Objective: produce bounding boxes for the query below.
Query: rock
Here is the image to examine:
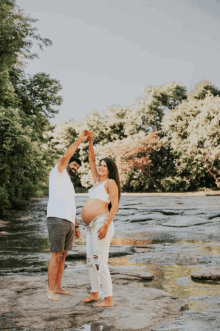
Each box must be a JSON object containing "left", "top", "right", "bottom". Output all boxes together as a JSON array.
[
  {"left": 180, "top": 303, "right": 189, "bottom": 311},
  {"left": 0, "top": 272, "right": 185, "bottom": 330},
  {"left": 206, "top": 192, "right": 220, "bottom": 196},
  {"left": 66, "top": 246, "right": 133, "bottom": 260},
  {"left": 16, "top": 216, "right": 33, "bottom": 221},
  {"left": 0, "top": 220, "right": 9, "bottom": 227},
  {"left": 191, "top": 266, "right": 220, "bottom": 281},
  {"left": 111, "top": 269, "right": 154, "bottom": 280},
  {"left": 162, "top": 216, "right": 211, "bottom": 228},
  {"left": 0, "top": 231, "right": 12, "bottom": 236},
  {"left": 132, "top": 245, "right": 155, "bottom": 253},
  {"left": 66, "top": 252, "right": 86, "bottom": 260}
]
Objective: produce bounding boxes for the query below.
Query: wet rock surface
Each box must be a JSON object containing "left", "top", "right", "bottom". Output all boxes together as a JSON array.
[
  {"left": 1, "top": 194, "right": 220, "bottom": 330},
  {"left": 191, "top": 266, "right": 220, "bottom": 281},
  {"left": 0, "top": 272, "right": 185, "bottom": 331}
]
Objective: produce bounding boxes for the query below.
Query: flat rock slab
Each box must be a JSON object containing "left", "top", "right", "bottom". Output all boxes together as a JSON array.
[
  {"left": 0, "top": 231, "right": 12, "bottom": 236},
  {"left": 0, "top": 220, "right": 9, "bottom": 227},
  {"left": 132, "top": 247, "right": 155, "bottom": 253},
  {"left": 191, "top": 266, "right": 220, "bottom": 280},
  {"left": 66, "top": 245, "right": 133, "bottom": 260},
  {"left": 111, "top": 268, "right": 154, "bottom": 280},
  {"left": 0, "top": 270, "right": 186, "bottom": 330}
]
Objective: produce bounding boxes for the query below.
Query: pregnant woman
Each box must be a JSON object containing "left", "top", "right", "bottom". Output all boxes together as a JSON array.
[{"left": 82, "top": 131, "right": 121, "bottom": 307}]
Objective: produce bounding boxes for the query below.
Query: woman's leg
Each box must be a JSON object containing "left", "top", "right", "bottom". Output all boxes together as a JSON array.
[
  {"left": 93, "top": 222, "right": 114, "bottom": 307},
  {"left": 82, "top": 227, "right": 99, "bottom": 302}
]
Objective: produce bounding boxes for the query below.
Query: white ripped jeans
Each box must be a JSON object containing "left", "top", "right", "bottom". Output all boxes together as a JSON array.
[{"left": 86, "top": 213, "right": 114, "bottom": 297}]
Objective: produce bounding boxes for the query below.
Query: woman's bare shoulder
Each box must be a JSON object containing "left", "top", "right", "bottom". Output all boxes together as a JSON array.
[{"left": 106, "top": 179, "right": 117, "bottom": 187}]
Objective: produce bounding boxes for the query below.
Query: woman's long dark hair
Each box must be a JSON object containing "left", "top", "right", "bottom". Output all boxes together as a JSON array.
[{"left": 100, "top": 157, "right": 121, "bottom": 211}]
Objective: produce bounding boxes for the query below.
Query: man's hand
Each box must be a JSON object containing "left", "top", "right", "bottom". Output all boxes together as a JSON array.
[
  {"left": 75, "top": 228, "right": 81, "bottom": 240},
  {"left": 79, "top": 130, "right": 90, "bottom": 142}
]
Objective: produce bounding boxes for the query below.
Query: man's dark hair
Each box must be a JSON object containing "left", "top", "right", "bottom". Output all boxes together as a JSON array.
[{"left": 68, "top": 156, "right": 81, "bottom": 166}]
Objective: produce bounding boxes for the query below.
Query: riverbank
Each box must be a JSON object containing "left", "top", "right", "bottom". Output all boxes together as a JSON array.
[
  {"left": 1, "top": 195, "right": 220, "bottom": 330},
  {"left": 0, "top": 267, "right": 187, "bottom": 331},
  {"left": 74, "top": 190, "right": 220, "bottom": 197}
]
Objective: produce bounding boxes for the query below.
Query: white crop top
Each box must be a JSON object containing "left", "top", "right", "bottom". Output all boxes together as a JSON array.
[{"left": 88, "top": 180, "right": 110, "bottom": 203}]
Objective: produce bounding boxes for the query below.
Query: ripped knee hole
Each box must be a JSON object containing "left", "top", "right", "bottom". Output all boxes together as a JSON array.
[{"left": 94, "top": 255, "right": 99, "bottom": 270}]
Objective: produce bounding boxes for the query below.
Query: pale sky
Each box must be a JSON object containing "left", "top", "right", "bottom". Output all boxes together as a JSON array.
[{"left": 16, "top": 0, "right": 220, "bottom": 125}]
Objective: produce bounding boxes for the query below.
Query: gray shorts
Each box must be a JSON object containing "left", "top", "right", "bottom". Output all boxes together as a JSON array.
[{"left": 46, "top": 217, "right": 75, "bottom": 252}]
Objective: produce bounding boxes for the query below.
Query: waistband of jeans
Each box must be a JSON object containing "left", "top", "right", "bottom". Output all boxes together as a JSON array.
[{"left": 86, "top": 213, "right": 109, "bottom": 229}]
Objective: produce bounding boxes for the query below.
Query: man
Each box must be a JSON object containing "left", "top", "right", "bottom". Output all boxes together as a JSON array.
[{"left": 46, "top": 130, "right": 89, "bottom": 301}]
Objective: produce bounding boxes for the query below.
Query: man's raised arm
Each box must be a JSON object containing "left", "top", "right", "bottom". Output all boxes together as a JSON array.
[{"left": 58, "top": 130, "right": 89, "bottom": 173}]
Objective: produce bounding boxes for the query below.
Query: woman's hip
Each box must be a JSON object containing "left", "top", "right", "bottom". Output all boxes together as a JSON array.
[{"left": 86, "top": 213, "right": 109, "bottom": 231}]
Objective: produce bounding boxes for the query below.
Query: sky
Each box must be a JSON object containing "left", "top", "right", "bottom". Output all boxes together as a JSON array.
[{"left": 16, "top": 0, "right": 220, "bottom": 125}]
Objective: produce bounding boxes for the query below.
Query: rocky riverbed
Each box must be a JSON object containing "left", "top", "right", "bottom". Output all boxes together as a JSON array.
[{"left": 1, "top": 194, "right": 220, "bottom": 330}]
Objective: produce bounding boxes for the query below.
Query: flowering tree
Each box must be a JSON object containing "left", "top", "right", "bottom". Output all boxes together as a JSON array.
[
  {"left": 124, "top": 82, "right": 187, "bottom": 136},
  {"left": 105, "top": 132, "right": 162, "bottom": 191},
  {"left": 53, "top": 80, "right": 220, "bottom": 192},
  {"left": 163, "top": 85, "right": 220, "bottom": 190}
]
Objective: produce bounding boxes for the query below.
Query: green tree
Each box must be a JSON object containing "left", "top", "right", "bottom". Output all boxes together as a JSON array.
[
  {"left": 0, "top": 0, "right": 62, "bottom": 214},
  {"left": 163, "top": 82, "right": 220, "bottom": 190}
]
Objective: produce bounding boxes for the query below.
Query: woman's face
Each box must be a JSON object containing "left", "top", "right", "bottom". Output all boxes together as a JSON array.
[{"left": 98, "top": 160, "right": 109, "bottom": 178}]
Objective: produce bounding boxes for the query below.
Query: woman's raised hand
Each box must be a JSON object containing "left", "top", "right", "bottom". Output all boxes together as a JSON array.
[
  {"left": 79, "top": 130, "right": 90, "bottom": 142},
  {"left": 88, "top": 130, "right": 94, "bottom": 142}
]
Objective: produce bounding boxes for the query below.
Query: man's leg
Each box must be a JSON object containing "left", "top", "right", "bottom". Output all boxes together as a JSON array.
[
  {"left": 54, "top": 222, "right": 75, "bottom": 295},
  {"left": 47, "top": 251, "right": 63, "bottom": 301},
  {"left": 54, "top": 250, "right": 72, "bottom": 295}
]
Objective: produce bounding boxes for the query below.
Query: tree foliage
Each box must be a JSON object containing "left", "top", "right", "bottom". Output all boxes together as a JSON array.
[
  {"left": 55, "top": 81, "right": 220, "bottom": 193},
  {"left": 0, "top": 0, "right": 62, "bottom": 214},
  {"left": 163, "top": 85, "right": 220, "bottom": 190},
  {"left": 106, "top": 132, "right": 162, "bottom": 191}
]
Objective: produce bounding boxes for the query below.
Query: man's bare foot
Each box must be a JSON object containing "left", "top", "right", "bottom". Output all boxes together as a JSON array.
[
  {"left": 93, "top": 297, "right": 114, "bottom": 307},
  {"left": 47, "top": 291, "right": 59, "bottom": 301},
  {"left": 55, "top": 288, "right": 72, "bottom": 296},
  {"left": 82, "top": 292, "right": 99, "bottom": 303}
]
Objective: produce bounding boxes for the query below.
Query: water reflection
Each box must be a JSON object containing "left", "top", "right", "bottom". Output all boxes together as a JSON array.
[{"left": 139, "top": 264, "right": 220, "bottom": 311}]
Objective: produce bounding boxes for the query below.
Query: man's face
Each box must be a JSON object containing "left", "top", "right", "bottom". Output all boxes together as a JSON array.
[{"left": 67, "top": 161, "right": 80, "bottom": 177}]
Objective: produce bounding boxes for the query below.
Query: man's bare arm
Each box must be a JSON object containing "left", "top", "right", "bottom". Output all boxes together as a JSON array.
[{"left": 57, "top": 130, "right": 89, "bottom": 173}]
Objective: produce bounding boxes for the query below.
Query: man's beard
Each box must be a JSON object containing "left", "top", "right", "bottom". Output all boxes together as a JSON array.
[{"left": 67, "top": 167, "right": 76, "bottom": 177}]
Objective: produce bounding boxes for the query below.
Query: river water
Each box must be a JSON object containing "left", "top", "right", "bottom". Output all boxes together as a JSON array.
[
  {"left": 1, "top": 194, "right": 220, "bottom": 330},
  {"left": 1, "top": 194, "right": 220, "bottom": 276}
]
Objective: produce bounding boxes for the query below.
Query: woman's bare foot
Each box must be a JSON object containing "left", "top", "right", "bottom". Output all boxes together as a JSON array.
[
  {"left": 55, "top": 288, "right": 72, "bottom": 296},
  {"left": 47, "top": 290, "right": 59, "bottom": 301},
  {"left": 82, "top": 292, "right": 99, "bottom": 303},
  {"left": 93, "top": 297, "right": 114, "bottom": 307}
]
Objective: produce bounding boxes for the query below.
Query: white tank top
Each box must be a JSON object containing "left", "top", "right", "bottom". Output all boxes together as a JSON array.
[{"left": 88, "top": 180, "right": 110, "bottom": 203}]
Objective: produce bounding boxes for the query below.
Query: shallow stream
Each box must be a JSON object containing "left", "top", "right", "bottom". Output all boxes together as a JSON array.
[{"left": 1, "top": 194, "right": 220, "bottom": 330}]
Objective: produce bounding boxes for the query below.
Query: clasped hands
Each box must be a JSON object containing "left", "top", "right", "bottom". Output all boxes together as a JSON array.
[{"left": 79, "top": 129, "right": 94, "bottom": 142}]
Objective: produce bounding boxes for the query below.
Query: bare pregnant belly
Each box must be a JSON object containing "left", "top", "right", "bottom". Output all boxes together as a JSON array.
[{"left": 82, "top": 198, "right": 109, "bottom": 224}]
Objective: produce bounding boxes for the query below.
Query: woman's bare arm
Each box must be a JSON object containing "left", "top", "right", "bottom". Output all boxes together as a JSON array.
[
  {"left": 97, "top": 179, "right": 119, "bottom": 241},
  {"left": 88, "top": 132, "right": 99, "bottom": 183},
  {"left": 104, "top": 179, "right": 119, "bottom": 226}
]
